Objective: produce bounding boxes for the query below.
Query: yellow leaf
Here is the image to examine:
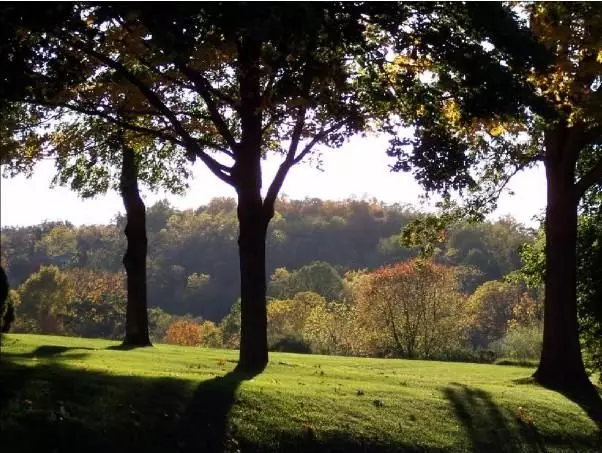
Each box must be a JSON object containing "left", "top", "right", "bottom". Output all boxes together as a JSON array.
[{"left": 489, "top": 124, "right": 505, "bottom": 137}]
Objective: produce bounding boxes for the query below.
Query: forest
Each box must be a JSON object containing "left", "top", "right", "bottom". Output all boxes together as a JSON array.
[
  {"left": 2, "top": 198, "right": 543, "bottom": 363},
  {"left": 0, "top": 4, "right": 601, "bottom": 439}
]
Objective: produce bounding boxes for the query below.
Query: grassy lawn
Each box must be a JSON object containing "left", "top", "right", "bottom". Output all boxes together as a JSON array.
[{"left": 0, "top": 334, "right": 599, "bottom": 452}]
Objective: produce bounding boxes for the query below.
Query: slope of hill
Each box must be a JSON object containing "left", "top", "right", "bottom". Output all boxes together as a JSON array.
[{"left": 1, "top": 334, "right": 598, "bottom": 452}]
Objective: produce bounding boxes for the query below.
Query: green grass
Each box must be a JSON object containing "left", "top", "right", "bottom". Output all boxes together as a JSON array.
[{"left": 0, "top": 334, "right": 600, "bottom": 452}]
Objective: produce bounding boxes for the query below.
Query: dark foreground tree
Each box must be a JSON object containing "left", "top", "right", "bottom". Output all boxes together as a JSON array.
[
  {"left": 382, "top": 2, "right": 601, "bottom": 393},
  {"left": 0, "top": 266, "right": 9, "bottom": 334},
  {"left": 10, "top": 3, "right": 402, "bottom": 372}
]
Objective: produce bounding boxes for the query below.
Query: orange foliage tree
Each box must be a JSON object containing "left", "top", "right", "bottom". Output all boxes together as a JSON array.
[
  {"left": 356, "top": 259, "right": 467, "bottom": 359},
  {"left": 165, "top": 320, "right": 204, "bottom": 346}
]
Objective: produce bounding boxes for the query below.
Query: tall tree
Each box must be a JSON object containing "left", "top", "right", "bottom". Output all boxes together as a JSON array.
[
  {"left": 49, "top": 113, "right": 191, "bottom": 346},
  {"left": 10, "top": 3, "right": 395, "bottom": 372},
  {"left": 382, "top": 2, "right": 601, "bottom": 392}
]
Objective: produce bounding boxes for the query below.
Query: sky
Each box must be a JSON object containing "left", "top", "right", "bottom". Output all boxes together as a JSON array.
[{"left": 0, "top": 135, "right": 547, "bottom": 228}]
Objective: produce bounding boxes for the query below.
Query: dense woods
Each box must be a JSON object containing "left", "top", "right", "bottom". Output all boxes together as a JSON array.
[
  {"left": 0, "top": 197, "right": 558, "bottom": 367},
  {"left": 1, "top": 197, "right": 531, "bottom": 319}
]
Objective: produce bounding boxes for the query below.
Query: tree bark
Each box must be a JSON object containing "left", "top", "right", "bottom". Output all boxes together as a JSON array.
[
  {"left": 232, "top": 35, "right": 269, "bottom": 374},
  {"left": 533, "top": 132, "right": 589, "bottom": 391},
  {"left": 120, "top": 145, "right": 152, "bottom": 348},
  {"left": 235, "top": 196, "right": 270, "bottom": 374}
]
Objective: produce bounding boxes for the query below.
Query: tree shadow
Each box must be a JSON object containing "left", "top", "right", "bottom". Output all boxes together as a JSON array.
[
  {"left": 2, "top": 358, "right": 599, "bottom": 453},
  {"left": 105, "top": 344, "right": 152, "bottom": 351},
  {"left": 514, "top": 376, "right": 602, "bottom": 431},
  {"left": 178, "top": 369, "right": 254, "bottom": 453},
  {"left": 0, "top": 358, "right": 253, "bottom": 453},
  {"left": 551, "top": 383, "right": 602, "bottom": 444},
  {"left": 443, "top": 382, "right": 598, "bottom": 453},
  {"left": 2, "top": 344, "right": 95, "bottom": 360}
]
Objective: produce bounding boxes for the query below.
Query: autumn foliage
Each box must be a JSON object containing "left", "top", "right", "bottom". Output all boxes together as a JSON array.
[
  {"left": 165, "top": 320, "right": 204, "bottom": 346},
  {"left": 355, "top": 259, "right": 467, "bottom": 359},
  {"left": 165, "top": 319, "right": 223, "bottom": 347}
]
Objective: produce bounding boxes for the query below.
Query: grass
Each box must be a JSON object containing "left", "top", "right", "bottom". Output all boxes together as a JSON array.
[{"left": 0, "top": 334, "right": 600, "bottom": 453}]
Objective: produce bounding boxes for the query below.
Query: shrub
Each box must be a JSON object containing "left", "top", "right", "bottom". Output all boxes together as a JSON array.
[
  {"left": 1, "top": 290, "right": 19, "bottom": 334},
  {"left": 198, "top": 321, "right": 223, "bottom": 348},
  {"left": 431, "top": 348, "right": 497, "bottom": 364},
  {"left": 492, "top": 325, "right": 542, "bottom": 361},
  {"left": 494, "top": 358, "right": 538, "bottom": 367},
  {"left": 269, "top": 334, "right": 311, "bottom": 354},
  {"left": 165, "top": 320, "right": 204, "bottom": 346}
]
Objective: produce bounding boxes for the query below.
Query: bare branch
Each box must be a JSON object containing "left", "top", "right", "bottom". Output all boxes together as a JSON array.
[
  {"left": 292, "top": 120, "right": 348, "bottom": 165},
  {"left": 264, "top": 119, "right": 349, "bottom": 211}
]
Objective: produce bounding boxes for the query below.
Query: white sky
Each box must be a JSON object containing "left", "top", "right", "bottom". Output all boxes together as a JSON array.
[{"left": 0, "top": 135, "right": 546, "bottom": 228}]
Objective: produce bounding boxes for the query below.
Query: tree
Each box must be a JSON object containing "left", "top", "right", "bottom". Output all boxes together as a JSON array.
[
  {"left": 382, "top": 2, "right": 601, "bottom": 392},
  {"left": 303, "top": 300, "right": 359, "bottom": 356},
  {"left": 17, "top": 265, "right": 72, "bottom": 334},
  {"left": 0, "top": 266, "right": 10, "bottom": 335},
  {"left": 220, "top": 299, "right": 241, "bottom": 349},
  {"left": 267, "top": 291, "right": 326, "bottom": 346},
  {"left": 466, "top": 280, "right": 540, "bottom": 350},
  {"left": 520, "top": 184, "right": 602, "bottom": 381},
  {"left": 9, "top": 3, "right": 401, "bottom": 372},
  {"left": 356, "top": 259, "right": 467, "bottom": 359},
  {"left": 61, "top": 268, "right": 127, "bottom": 339},
  {"left": 0, "top": 5, "right": 154, "bottom": 346},
  {"left": 165, "top": 320, "right": 204, "bottom": 346},
  {"left": 268, "top": 261, "right": 345, "bottom": 301}
]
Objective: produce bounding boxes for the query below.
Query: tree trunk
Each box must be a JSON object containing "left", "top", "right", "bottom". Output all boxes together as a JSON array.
[
  {"left": 236, "top": 196, "right": 270, "bottom": 374},
  {"left": 534, "top": 133, "right": 588, "bottom": 391},
  {"left": 120, "top": 145, "right": 151, "bottom": 348},
  {"left": 233, "top": 35, "right": 267, "bottom": 374}
]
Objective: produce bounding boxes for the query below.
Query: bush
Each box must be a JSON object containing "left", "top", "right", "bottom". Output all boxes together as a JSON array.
[
  {"left": 431, "top": 348, "right": 497, "bottom": 364},
  {"left": 198, "top": 321, "right": 223, "bottom": 348},
  {"left": 165, "top": 320, "right": 204, "bottom": 346},
  {"left": 494, "top": 358, "right": 538, "bottom": 367},
  {"left": 269, "top": 334, "right": 311, "bottom": 354},
  {"left": 1, "top": 290, "right": 20, "bottom": 334},
  {"left": 492, "top": 325, "right": 542, "bottom": 361}
]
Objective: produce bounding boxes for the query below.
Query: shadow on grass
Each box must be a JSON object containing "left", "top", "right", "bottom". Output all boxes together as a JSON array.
[
  {"left": 1, "top": 356, "right": 599, "bottom": 453},
  {"left": 2, "top": 344, "right": 96, "bottom": 360},
  {"left": 443, "top": 383, "right": 599, "bottom": 453},
  {"left": 512, "top": 376, "right": 602, "bottom": 432},
  {"left": 552, "top": 383, "right": 602, "bottom": 447},
  {"left": 0, "top": 359, "right": 249, "bottom": 453},
  {"left": 0, "top": 358, "right": 446, "bottom": 453},
  {"left": 106, "top": 344, "right": 152, "bottom": 351}
]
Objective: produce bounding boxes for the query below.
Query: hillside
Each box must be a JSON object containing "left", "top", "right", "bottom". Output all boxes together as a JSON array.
[
  {"left": 1, "top": 334, "right": 599, "bottom": 453},
  {"left": 0, "top": 197, "right": 533, "bottom": 321}
]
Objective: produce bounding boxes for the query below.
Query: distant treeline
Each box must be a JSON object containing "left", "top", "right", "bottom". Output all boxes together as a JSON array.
[{"left": 0, "top": 197, "right": 533, "bottom": 321}]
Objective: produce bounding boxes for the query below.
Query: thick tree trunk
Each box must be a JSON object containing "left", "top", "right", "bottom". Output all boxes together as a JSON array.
[
  {"left": 233, "top": 35, "right": 268, "bottom": 374},
  {"left": 533, "top": 134, "right": 588, "bottom": 391},
  {"left": 235, "top": 198, "right": 270, "bottom": 374},
  {"left": 120, "top": 145, "right": 151, "bottom": 348}
]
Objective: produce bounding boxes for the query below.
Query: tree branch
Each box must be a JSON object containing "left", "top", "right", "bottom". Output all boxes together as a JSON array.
[
  {"left": 575, "top": 157, "right": 602, "bottom": 201},
  {"left": 67, "top": 39, "right": 234, "bottom": 185},
  {"left": 178, "top": 66, "right": 239, "bottom": 151},
  {"left": 292, "top": 120, "right": 349, "bottom": 165},
  {"left": 29, "top": 99, "right": 185, "bottom": 146},
  {"left": 264, "top": 119, "right": 348, "bottom": 211}
]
